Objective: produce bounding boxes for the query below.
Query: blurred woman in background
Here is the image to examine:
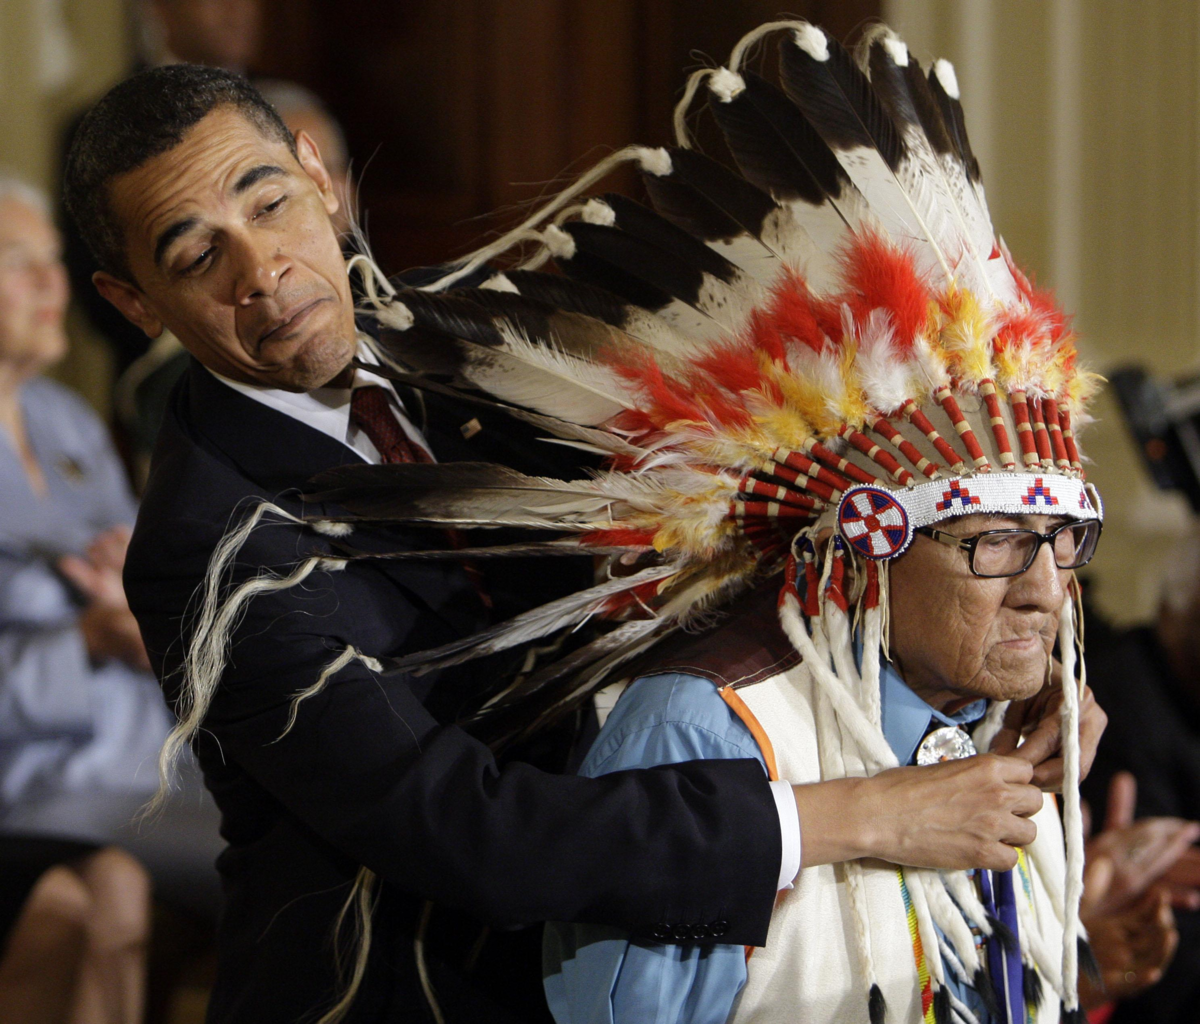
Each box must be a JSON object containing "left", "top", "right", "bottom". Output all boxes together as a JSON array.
[{"left": 0, "top": 173, "right": 219, "bottom": 1022}]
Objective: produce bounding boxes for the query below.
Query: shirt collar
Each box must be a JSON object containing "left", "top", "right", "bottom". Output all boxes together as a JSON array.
[
  {"left": 208, "top": 337, "right": 396, "bottom": 453},
  {"left": 879, "top": 659, "right": 988, "bottom": 766}
]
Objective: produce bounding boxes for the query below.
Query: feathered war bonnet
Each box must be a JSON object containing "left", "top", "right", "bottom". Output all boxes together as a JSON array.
[{"left": 170, "top": 20, "right": 1100, "bottom": 1024}]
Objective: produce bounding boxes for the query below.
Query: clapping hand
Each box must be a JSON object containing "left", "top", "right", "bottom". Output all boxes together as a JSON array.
[
  {"left": 1078, "top": 771, "right": 1193, "bottom": 1009},
  {"left": 59, "top": 525, "right": 151, "bottom": 673}
]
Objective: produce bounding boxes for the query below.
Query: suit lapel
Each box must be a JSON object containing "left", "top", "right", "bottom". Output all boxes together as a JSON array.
[{"left": 185, "top": 358, "right": 366, "bottom": 495}]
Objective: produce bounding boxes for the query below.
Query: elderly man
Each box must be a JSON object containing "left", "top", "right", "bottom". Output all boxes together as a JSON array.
[{"left": 62, "top": 54, "right": 1103, "bottom": 1024}]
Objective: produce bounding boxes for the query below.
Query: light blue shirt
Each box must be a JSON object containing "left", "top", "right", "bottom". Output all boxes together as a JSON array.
[
  {"left": 0, "top": 377, "right": 171, "bottom": 830},
  {"left": 543, "top": 659, "right": 989, "bottom": 1024}
]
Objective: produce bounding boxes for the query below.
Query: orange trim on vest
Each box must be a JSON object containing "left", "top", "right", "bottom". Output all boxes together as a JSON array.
[
  {"left": 719, "top": 683, "right": 782, "bottom": 962},
  {"left": 719, "top": 686, "right": 779, "bottom": 782}
]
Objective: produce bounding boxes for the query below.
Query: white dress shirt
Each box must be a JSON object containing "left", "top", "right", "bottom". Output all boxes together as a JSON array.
[
  {"left": 210, "top": 344, "right": 802, "bottom": 891},
  {"left": 210, "top": 342, "right": 430, "bottom": 462}
]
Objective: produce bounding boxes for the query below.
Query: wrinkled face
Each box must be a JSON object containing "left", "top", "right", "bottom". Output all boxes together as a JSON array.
[
  {"left": 96, "top": 105, "right": 357, "bottom": 391},
  {"left": 0, "top": 198, "right": 69, "bottom": 377},
  {"left": 888, "top": 512, "right": 1072, "bottom": 710}
]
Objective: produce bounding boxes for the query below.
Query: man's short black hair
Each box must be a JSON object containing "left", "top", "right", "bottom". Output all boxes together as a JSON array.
[{"left": 63, "top": 64, "right": 296, "bottom": 281}]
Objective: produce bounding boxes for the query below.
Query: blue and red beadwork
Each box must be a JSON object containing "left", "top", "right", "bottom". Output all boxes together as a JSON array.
[{"left": 837, "top": 486, "right": 913, "bottom": 560}]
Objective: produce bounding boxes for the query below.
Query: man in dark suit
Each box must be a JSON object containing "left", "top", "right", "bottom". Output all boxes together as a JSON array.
[{"left": 62, "top": 64, "right": 1107, "bottom": 1023}]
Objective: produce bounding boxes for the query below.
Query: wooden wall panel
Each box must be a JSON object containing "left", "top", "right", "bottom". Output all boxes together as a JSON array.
[{"left": 254, "top": 0, "right": 879, "bottom": 274}]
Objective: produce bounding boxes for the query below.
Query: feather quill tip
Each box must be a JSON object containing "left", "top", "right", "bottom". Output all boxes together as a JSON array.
[
  {"left": 582, "top": 198, "right": 616, "bottom": 226},
  {"left": 543, "top": 224, "right": 577, "bottom": 259},
  {"left": 792, "top": 23, "right": 829, "bottom": 61},
  {"left": 481, "top": 272, "right": 520, "bottom": 294},
  {"left": 933, "top": 58, "right": 960, "bottom": 99},
  {"left": 708, "top": 67, "right": 746, "bottom": 103},
  {"left": 634, "top": 147, "right": 672, "bottom": 177},
  {"left": 377, "top": 300, "right": 414, "bottom": 332},
  {"left": 309, "top": 520, "right": 354, "bottom": 538}
]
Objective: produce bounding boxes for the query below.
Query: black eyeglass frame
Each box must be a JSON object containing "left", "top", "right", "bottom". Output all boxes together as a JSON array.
[{"left": 915, "top": 519, "right": 1103, "bottom": 579}]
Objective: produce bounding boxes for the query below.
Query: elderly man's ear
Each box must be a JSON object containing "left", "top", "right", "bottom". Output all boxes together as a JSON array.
[{"left": 93, "top": 273, "right": 164, "bottom": 340}]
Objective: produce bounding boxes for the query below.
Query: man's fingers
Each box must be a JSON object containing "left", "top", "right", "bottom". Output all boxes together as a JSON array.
[
  {"left": 978, "top": 843, "right": 1020, "bottom": 872},
  {"left": 1030, "top": 757, "right": 1065, "bottom": 791},
  {"left": 1009, "top": 719, "right": 1061, "bottom": 768},
  {"left": 1001, "top": 815, "right": 1038, "bottom": 848},
  {"left": 1106, "top": 771, "right": 1137, "bottom": 832},
  {"left": 1011, "top": 783, "right": 1046, "bottom": 819}
]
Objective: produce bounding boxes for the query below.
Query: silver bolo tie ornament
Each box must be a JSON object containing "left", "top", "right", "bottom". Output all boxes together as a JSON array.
[{"left": 915, "top": 725, "right": 977, "bottom": 765}]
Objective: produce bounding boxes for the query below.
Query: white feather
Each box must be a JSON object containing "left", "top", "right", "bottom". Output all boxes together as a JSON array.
[{"left": 855, "top": 309, "right": 911, "bottom": 414}]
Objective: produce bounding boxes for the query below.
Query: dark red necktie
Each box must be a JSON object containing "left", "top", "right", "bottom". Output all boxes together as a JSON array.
[
  {"left": 349, "top": 385, "right": 491, "bottom": 609},
  {"left": 350, "top": 385, "right": 432, "bottom": 464}
]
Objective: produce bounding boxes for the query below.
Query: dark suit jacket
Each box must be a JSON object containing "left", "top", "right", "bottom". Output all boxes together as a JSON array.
[{"left": 125, "top": 357, "right": 780, "bottom": 1023}]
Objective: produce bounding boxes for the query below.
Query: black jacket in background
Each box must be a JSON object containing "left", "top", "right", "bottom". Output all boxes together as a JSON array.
[
  {"left": 1080, "top": 620, "right": 1200, "bottom": 1024},
  {"left": 124, "top": 357, "right": 780, "bottom": 1023}
]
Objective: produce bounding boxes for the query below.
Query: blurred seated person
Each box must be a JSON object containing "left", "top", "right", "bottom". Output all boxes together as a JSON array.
[
  {"left": 115, "top": 79, "right": 352, "bottom": 487},
  {"left": 0, "top": 844, "right": 150, "bottom": 1024},
  {"left": 0, "top": 174, "right": 222, "bottom": 924},
  {"left": 1078, "top": 771, "right": 1200, "bottom": 1017},
  {"left": 1080, "top": 544, "right": 1200, "bottom": 1023}
]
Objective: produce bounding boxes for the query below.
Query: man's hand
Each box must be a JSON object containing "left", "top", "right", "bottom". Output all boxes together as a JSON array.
[
  {"left": 793, "top": 753, "right": 1044, "bottom": 873},
  {"left": 59, "top": 526, "right": 151, "bottom": 672},
  {"left": 990, "top": 662, "right": 1107, "bottom": 790}
]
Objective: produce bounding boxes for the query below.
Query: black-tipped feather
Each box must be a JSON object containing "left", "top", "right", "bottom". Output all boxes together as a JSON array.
[
  {"left": 867, "top": 982, "right": 886, "bottom": 1024},
  {"left": 305, "top": 462, "right": 611, "bottom": 528},
  {"left": 500, "top": 270, "right": 636, "bottom": 328},
  {"left": 927, "top": 67, "right": 981, "bottom": 181},
  {"left": 325, "top": 539, "right": 638, "bottom": 561},
  {"left": 652, "top": 147, "right": 780, "bottom": 239},
  {"left": 778, "top": 32, "right": 906, "bottom": 171},
  {"left": 741, "top": 72, "right": 853, "bottom": 200},
  {"left": 640, "top": 161, "right": 749, "bottom": 244},
  {"left": 931, "top": 985, "right": 951, "bottom": 1024},
  {"left": 1022, "top": 963, "right": 1043, "bottom": 1010},
  {"left": 1059, "top": 1005, "right": 1087, "bottom": 1024},
  {"left": 601, "top": 193, "right": 740, "bottom": 283},
  {"left": 376, "top": 563, "right": 679, "bottom": 675},
  {"left": 1078, "top": 936, "right": 1100, "bottom": 984},
  {"left": 973, "top": 966, "right": 1001, "bottom": 1020},
  {"left": 986, "top": 913, "right": 1017, "bottom": 954},
  {"left": 394, "top": 289, "right": 507, "bottom": 348},
  {"left": 554, "top": 237, "right": 678, "bottom": 313},
  {"left": 708, "top": 81, "right": 828, "bottom": 205}
]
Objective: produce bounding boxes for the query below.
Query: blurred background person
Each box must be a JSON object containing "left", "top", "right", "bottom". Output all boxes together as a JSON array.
[
  {"left": 1080, "top": 539, "right": 1200, "bottom": 1024},
  {"left": 0, "top": 846, "right": 150, "bottom": 1024},
  {"left": 137, "top": 0, "right": 261, "bottom": 72},
  {"left": 0, "top": 173, "right": 223, "bottom": 1020},
  {"left": 1078, "top": 771, "right": 1200, "bottom": 1020}
]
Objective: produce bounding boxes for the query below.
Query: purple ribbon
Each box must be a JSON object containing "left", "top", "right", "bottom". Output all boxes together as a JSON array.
[{"left": 979, "top": 867, "right": 1025, "bottom": 1024}]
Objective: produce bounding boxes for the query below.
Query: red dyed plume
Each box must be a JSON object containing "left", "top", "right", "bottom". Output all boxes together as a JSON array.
[{"left": 840, "top": 233, "right": 929, "bottom": 352}]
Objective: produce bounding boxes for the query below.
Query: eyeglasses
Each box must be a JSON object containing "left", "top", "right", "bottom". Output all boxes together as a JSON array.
[{"left": 916, "top": 519, "right": 1102, "bottom": 579}]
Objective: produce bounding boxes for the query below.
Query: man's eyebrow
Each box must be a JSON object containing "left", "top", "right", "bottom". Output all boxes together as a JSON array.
[
  {"left": 153, "top": 217, "right": 199, "bottom": 267},
  {"left": 233, "top": 164, "right": 287, "bottom": 195}
]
